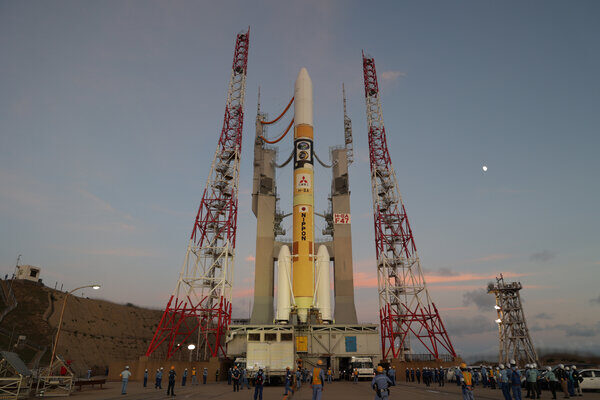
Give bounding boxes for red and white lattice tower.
[362,52,457,361]
[146,29,249,360]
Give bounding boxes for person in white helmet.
[566,367,574,396]
[509,360,522,400]
[120,366,132,395]
[499,364,511,400]
[545,366,558,400]
[526,363,540,399]
[571,366,582,396]
[555,364,570,398]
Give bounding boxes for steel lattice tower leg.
[146,29,250,360]
[488,275,539,367]
[361,52,457,361]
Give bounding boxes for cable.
[260,97,294,125]
[259,118,294,144]
[314,151,333,168]
[275,149,295,168]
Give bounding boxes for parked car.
[579,369,600,391]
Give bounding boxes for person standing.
[556,364,570,399]
[232,365,241,392]
[567,367,576,397]
[327,367,333,383]
[296,367,302,389]
[571,366,582,397]
[546,366,558,400]
[439,367,445,387]
[406,368,410,382]
[411,368,415,382]
[416,368,421,384]
[254,368,265,400]
[120,366,132,395]
[143,369,148,388]
[499,364,511,400]
[242,367,250,389]
[87,369,92,379]
[216,368,220,382]
[190,367,197,385]
[284,367,295,396]
[459,363,475,400]
[353,368,359,384]
[311,360,326,400]
[203,367,208,385]
[509,361,522,400]
[387,367,396,386]
[372,366,394,400]
[182,368,188,386]
[167,366,176,397]
[155,368,163,389]
[526,365,539,399]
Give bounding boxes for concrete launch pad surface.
[68,380,600,400]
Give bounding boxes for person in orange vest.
[459,363,475,400]
[311,360,326,400]
[191,366,198,385]
[353,368,359,384]
[327,367,332,383]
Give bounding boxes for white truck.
[350,356,374,379]
[245,328,295,383]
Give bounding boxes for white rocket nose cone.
[294,67,313,127]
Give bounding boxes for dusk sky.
[1,1,599,358]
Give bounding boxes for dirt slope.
[1,279,163,373]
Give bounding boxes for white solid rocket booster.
[276,245,292,322]
[315,244,332,322]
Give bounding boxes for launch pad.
[227,68,381,376]
[146,30,457,366]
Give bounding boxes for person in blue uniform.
[372,365,394,400]
[311,360,326,400]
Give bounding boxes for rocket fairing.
[292,68,315,323]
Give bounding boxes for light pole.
[48,284,101,374]
[187,344,196,362]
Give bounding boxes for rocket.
[275,68,332,324]
[292,68,315,323]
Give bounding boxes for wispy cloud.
[426,271,527,284]
[534,312,553,320]
[380,70,406,83]
[529,250,556,263]
[462,288,495,311]
[81,248,159,257]
[471,254,513,263]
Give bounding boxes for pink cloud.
[353,269,527,289]
[353,271,378,288]
[233,288,254,299]
[425,271,528,284]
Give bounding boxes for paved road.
[70,380,600,400]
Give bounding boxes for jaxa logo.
[296,174,311,190]
[294,139,312,168]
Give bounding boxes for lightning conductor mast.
[292,68,315,323]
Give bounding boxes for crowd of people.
[404,361,585,400]
[117,360,585,399]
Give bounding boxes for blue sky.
[1,1,599,358]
